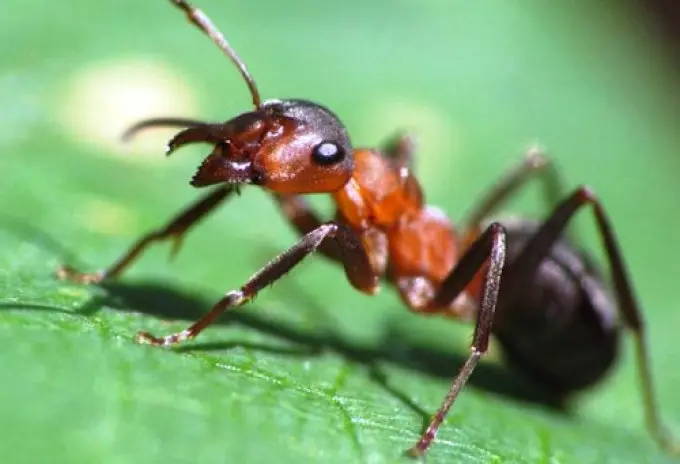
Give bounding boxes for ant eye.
[312,141,345,165]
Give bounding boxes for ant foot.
[55,265,104,284]
[135,329,192,347]
[657,430,680,456]
[404,446,425,460]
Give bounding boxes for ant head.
[166,99,353,194]
[126,1,353,194]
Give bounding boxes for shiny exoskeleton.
[495,220,619,394]
[58,0,678,457]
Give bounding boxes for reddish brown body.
[57,0,678,458]
[332,148,472,314]
[158,98,479,317]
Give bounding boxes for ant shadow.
[0,216,572,430]
[84,279,571,423]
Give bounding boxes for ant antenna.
[171,0,262,109]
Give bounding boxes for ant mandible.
[58,0,679,457]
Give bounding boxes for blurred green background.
[2,0,680,463]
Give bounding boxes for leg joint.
[575,185,597,202]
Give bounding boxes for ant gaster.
[58,0,679,457]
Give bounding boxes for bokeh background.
[1,0,680,463]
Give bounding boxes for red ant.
[58,0,679,457]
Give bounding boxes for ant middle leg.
[406,222,507,456]
[462,146,564,231]
[57,186,234,284]
[135,221,379,347]
[499,186,678,454]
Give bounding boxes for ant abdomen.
[495,219,620,394]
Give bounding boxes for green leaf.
[2,1,679,463]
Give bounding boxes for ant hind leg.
[500,186,678,454]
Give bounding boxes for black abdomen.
[493,220,620,395]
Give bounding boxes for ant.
[58,0,678,457]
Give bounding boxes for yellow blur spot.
[362,99,459,183]
[77,198,137,236]
[60,58,199,160]
[56,287,90,299]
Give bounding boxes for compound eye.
[312,141,345,165]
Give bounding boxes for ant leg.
[501,186,678,454]
[381,132,426,204]
[408,222,507,456]
[57,186,233,284]
[135,221,378,346]
[273,194,390,274]
[272,194,342,262]
[383,132,416,170]
[462,146,563,231]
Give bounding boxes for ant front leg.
[501,187,679,454]
[407,222,507,457]
[58,186,233,284]
[272,194,343,262]
[273,193,389,274]
[135,221,378,346]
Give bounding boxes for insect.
[58,0,678,457]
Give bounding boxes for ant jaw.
[166,124,225,155]
[163,113,274,188]
[190,152,262,187]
